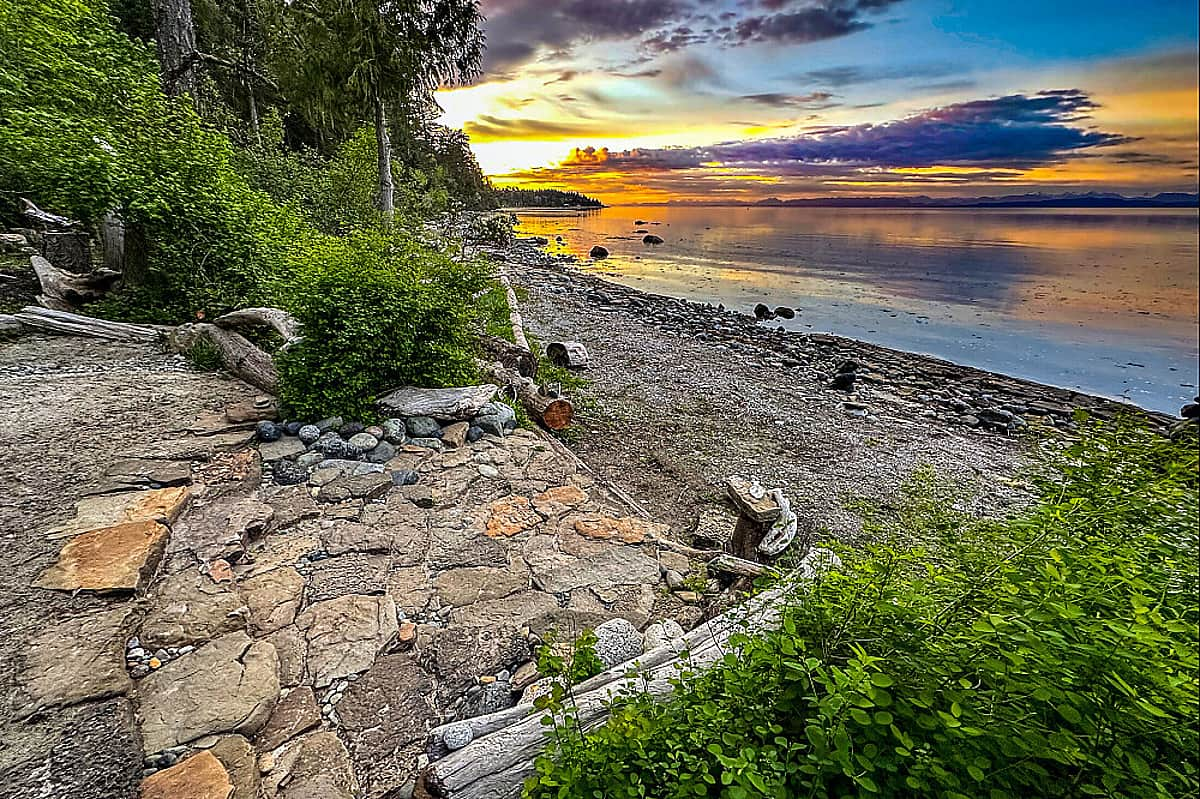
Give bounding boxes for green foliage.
[494,187,602,208]
[536,629,607,686]
[527,418,1200,798]
[276,228,502,420]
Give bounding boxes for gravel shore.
[496,238,1165,542]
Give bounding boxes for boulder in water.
[642,234,664,245]
[589,245,609,259]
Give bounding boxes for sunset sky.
[435,0,1200,204]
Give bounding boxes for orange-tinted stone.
[140,751,233,799]
[36,520,169,593]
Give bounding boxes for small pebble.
[298,424,321,445]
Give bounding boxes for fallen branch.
[20,198,81,230]
[496,270,531,352]
[416,549,838,799]
[213,307,303,350]
[170,323,279,394]
[13,306,163,342]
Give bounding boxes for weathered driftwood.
[496,270,531,352]
[170,323,280,394]
[20,198,81,230]
[30,256,120,311]
[480,334,537,379]
[545,341,589,370]
[378,384,500,421]
[758,489,798,557]
[416,549,839,799]
[213,307,303,350]
[482,362,573,431]
[13,306,163,342]
[708,552,772,579]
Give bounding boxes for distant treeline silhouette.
[495,188,602,208]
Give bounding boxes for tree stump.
[39,232,91,274]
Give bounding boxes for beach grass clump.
[527,417,1199,799]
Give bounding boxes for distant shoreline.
[502,193,1198,211]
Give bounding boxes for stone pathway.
[7,340,704,799]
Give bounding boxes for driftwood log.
[496,270,531,352]
[20,198,82,230]
[170,323,281,394]
[30,256,120,311]
[213,307,304,350]
[480,334,537,379]
[378,384,500,421]
[482,362,573,431]
[415,548,839,799]
[546,341,588,370]
[12,306,163,342]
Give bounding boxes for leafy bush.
[528,418,1199,798]
[276,228,504,420]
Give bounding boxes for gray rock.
[592,618,643,668]
[464,680,514,718]
[480,402,516,427]
[273,459,308,486]
[774,306,796,319]
[259,437,307,462]
[348,432,379,451]
[315,417,343,433]
[474,415,504,437]
[381,418,406,445]
[296,451,325,470]
[390,470,419,487]
[339,421,365,438]
[405,416,443,439]
[312,437,361,460]
[257,421,282,442]
[362,440,395,464]
[589,245,608,259]
[642,234,664,245]
[466,425,484,443]
[315,459,384,476]
[295,595,399,688]
[664,569,685,591]
[17,607,134,717]
[408,437,443,451]
[441,721,473,750]
[284,420,303,436]
[298,425,321,445]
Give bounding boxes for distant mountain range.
[749,192,1199,209]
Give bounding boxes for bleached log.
[496,270,530,352]
[30,256,120,310]
[545,341,589,369]
[416,549,839,799]
[378,384,500,420]
[213,307,303,349]
[708,552,772,579]
[480,334,537,379]
[13,306,163,342]
[170,323,279,394]
[758,489,797,557]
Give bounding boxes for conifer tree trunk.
[375,97,396,223]
[151,0,198,96]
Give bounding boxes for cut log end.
[536,397,574,431]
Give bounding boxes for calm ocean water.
[515,206,1199,414]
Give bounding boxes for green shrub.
[276,228,504,420]
[528,418,1199,798]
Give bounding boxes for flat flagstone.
[531,484,589,516]
[208,735,260,799]
[573,514,668,544]
[485,495,542,538]
[295,594,398,688]
[17,606,134,716]
[532,546,660,595]
[137,632,280,753]
[240,566,305,634]
[139,569,246,648]
[434,561,530,608]
[35,520,169,593]
[256,686,321,751]
[46,485,191,538]
[262,732,357,799]
[140,751,233,799]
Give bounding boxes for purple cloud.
[554,90,1130,174]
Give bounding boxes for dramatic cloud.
[740,91,838,109]
[544,90,1129,175]
[727,0,904,45]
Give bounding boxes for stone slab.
[295,594,398,688]
[140,751,233,799]
[140,569,246,648]
[46,486,191,538]
[17,606,134,717]
[256,687,321,751]
[36,520,169,593]
[137,632,280,753]
[240,566,304,635]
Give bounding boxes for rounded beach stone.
[363,440,396,464]
[644,620,685,651]
[364,425,384,439]
[256,420,282,442]
[593,618,644,668]
[298,424,321,445]
[381,418,406,444]
[466,425,484,443]
[339,421,366,437]
[348,432,379,451]
[315,416,343,433]
[283,420,303,436]
[442,722,473,750]
[405,416,443,439]
[391,470,419,487]
[589,245,608,259]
